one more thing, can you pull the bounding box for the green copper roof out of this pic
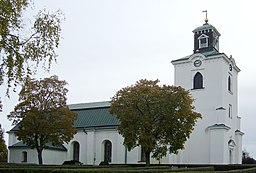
[9,141,67,151]
[201,50,221,57]
[171,52,223,63]
[9,101,119,132]
[72,105,119,129]
[193,23,221,36]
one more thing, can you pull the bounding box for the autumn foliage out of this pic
[110,79,201,166]
[8,76,76,164]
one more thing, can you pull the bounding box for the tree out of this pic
[0,125,7,162]
[8,76,76,165]
[0,0,63,109]
[109,79,201,166]
[242,150,256,164]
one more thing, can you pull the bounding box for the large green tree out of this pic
[0,0,63,107]
[8,76,76,165]
[110,79,201,166]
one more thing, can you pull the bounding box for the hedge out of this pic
[0,168,52,173]
[0,166,214,173]
[1,164,256,173]
[219,166,256,173]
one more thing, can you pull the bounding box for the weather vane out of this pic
[202,10,208,23]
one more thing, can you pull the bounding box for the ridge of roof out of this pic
[69,101,110,110]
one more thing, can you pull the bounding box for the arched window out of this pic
[229,149,233,164]
[22,151,27,162]
[193,72,203,89]
[228,76,232,92]
[228,140,236,164]
[73,141,80,161]
[104,140,112,162]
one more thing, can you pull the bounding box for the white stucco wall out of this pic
[8,127,150,165]
[64,128,149,165]
[8,131,67,164]
[8,148,67,164]
[171,53,242,164]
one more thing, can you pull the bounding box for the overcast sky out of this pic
[1,0,256,158]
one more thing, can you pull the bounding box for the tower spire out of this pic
[202,10,208,23]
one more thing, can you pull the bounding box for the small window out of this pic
[201,38,206,44]
[198,34,209,48]
[228,76,232,92]
[228,104,232,119]
[199,38,208,48]
[22,151,27,162]
[193,72,203,89]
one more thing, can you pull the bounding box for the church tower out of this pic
[171,16,243,164]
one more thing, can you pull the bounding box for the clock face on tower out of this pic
[194,60,202,67]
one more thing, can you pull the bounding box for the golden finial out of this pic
[202,10,208,23]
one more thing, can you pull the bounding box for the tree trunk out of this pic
[37,148,43,165]
[145,151,151,167]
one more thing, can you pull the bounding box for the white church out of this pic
[8,19,243,165]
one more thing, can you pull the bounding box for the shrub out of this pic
[99,160,109,165]
[63,160,82,165]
